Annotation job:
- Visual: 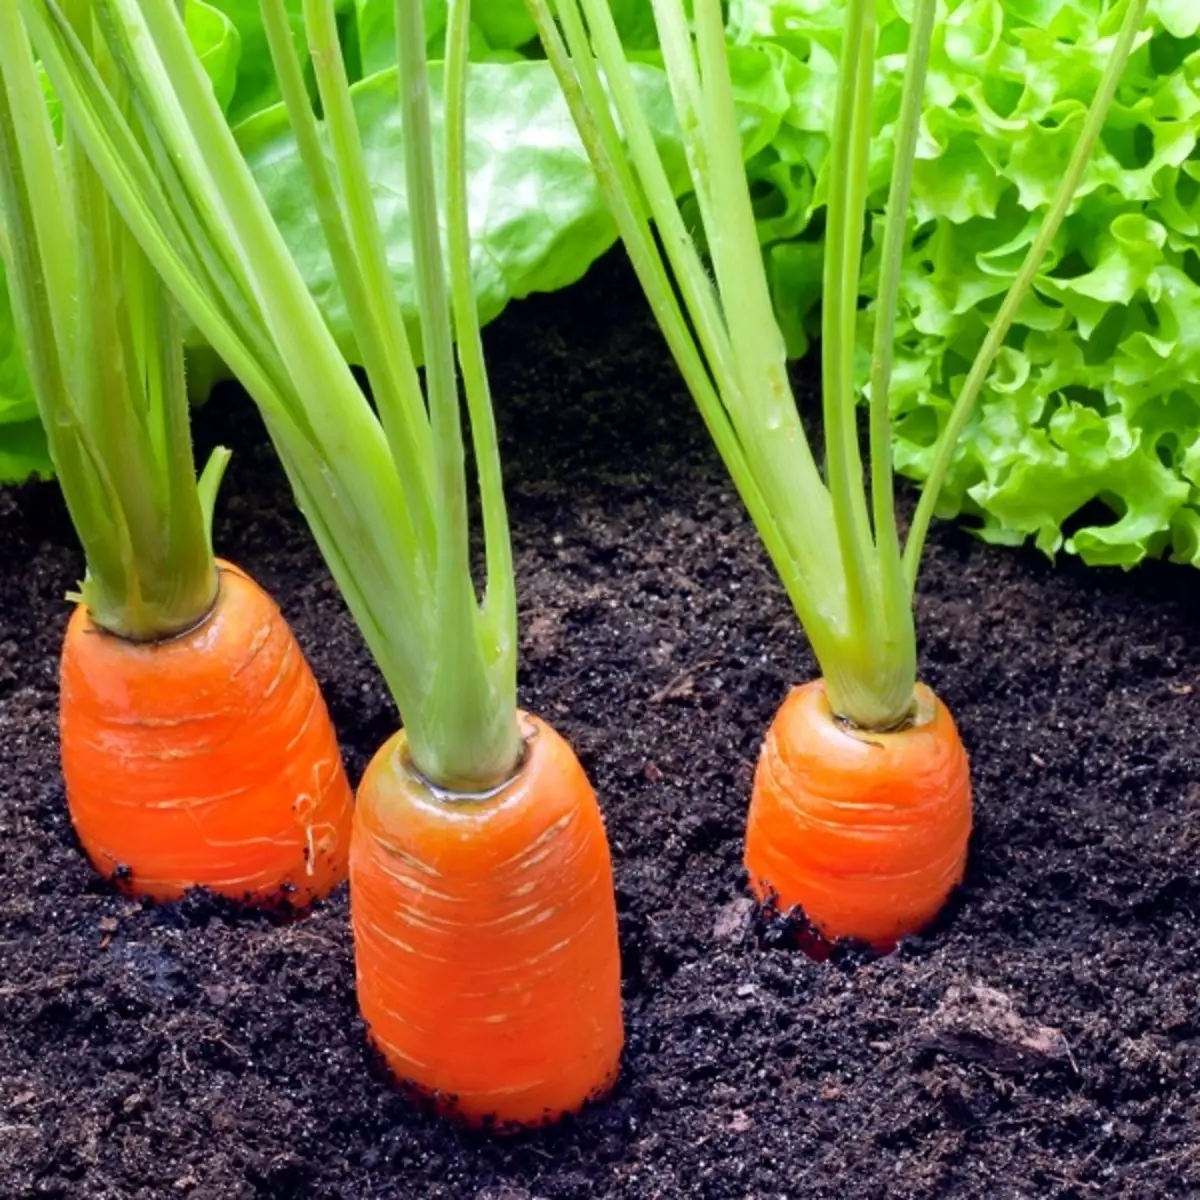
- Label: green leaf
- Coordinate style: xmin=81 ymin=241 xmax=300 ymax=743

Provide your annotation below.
xmin=0 ymin=235 xmax=45 ymax=481
xmin=205 ymin=0 xmax=307 ymax=122
xmin=356 ymin=0 xmax=533 ymax=76
xmin=7 ymin=43 xmax=794 ymax=473
xmin=605 ymin=0 xmax=664 ymax=51
xmin=186 ymin=0 xmax=241 ymax=113
xmin=1152 ymin=0 xmax=1200 ymax=38
xmin=224 ymin=58 xmax=695 ymax=365
xmin=752 ymin=0 xmax=1200 ymax=569
xmin=0 ymin=418 xmax=53 ymax=481
xmin=470 ymin=0 xmax=536 ymax=50
xmin=0 ymin=1 xmax=243 ymax=484
xmin=354 ymin=0 xmax=661 ymax=76
xmin=15 ymin=0 xmax=1198 ymax=571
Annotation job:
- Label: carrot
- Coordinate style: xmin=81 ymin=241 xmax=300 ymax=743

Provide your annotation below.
xmin=0 ymin=14 xmax=354 ymax=908
xmin=529 ymin=0 xmax=1145 ymax=947
xmin=59 ymin=561 xmax=353 ymax=904
xmin=352 ymin=713 xmax=622 ymax=1126
xmin=744 ymin=681 xmax=971 ymax=949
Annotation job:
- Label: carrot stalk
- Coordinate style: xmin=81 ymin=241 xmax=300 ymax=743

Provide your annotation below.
xmin=527 ymin=0 xmax=1149 ymax=946
xmin=0 ymin=4 xmax=352 ymax=904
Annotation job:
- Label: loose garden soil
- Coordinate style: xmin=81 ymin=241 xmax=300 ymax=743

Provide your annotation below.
xmin=1 ymin=257 xmax=1197 ymax=1200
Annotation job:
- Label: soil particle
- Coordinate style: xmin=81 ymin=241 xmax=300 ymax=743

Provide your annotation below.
xmin=917 ymin=984 xmax=1075 ymax=1072
xmin=1 ymin=256 xmax=1198 ymax=1198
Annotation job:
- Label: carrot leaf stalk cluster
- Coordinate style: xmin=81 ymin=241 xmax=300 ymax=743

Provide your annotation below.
xmin=0 ymin=0 xmax=228 ymax=642
xmin=524 ymin=0 xmax=1149 ymax=731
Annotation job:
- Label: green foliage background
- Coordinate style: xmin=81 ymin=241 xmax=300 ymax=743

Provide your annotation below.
xmin=2 ymin=0 xmax=1198 ymax=568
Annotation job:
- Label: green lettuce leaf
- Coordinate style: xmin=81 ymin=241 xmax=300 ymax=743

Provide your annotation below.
xmin=10 ymin=0 xmax=1197 ymax=572
xmin=175 ymin=47 xmax=780 ymax=371
xmin=354 ymin=0 xmax=662 ymax=77
xmin=203 ymin=0 xmax=307 ymax=122
xmin=186 ymin=0 xmax=242 ymax=114
xmin=739 ymin=0 xmax=1200 ymax=569
xmin=0 ymin=255 xmax=44 ymax=480
xmin=6 ymin=44 xmax=783 ymax=483
xmin=224 ymin=57 xmax=705 ymax=363
xmin=356 ymin=0 xmax=534 ymax=76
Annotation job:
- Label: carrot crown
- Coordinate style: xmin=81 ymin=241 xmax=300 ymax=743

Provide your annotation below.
xmin=525 ymin=0 xmax=1148 ymax=730
xmin=0 ymin=2 xmax=227 ymax=641
xmin=24 ymin=0 xmax=523 ymax=791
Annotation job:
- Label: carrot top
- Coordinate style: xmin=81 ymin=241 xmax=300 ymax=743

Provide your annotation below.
xmin=0 ymin=1 xmax=228 ymax=641
xmin=525 ymin=0 xmax=1149 ymax=730
xmin=26 ymin=0 xmax=522 ymax=790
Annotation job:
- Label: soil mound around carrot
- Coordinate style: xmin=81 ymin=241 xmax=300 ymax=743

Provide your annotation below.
xmin=1 ymin=258 xmax=1197 ymax=1199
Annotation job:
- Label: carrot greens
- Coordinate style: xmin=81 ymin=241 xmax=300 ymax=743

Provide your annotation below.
xmin=525 ymin=0 xmax=1150 ymax=730
xmin=0 ymin=0 xmax=228 ymax=641
xmin=24 ymin=0 xmax=522 ymax=790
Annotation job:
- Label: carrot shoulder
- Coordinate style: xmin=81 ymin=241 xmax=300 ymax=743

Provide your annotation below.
xmin=745 ymin=680 xmax=972 ymax=950
xmin=351 ymin=712 xmax=623 ymax=1128
xmin=59 ymin=561 xmax=353 ymax=905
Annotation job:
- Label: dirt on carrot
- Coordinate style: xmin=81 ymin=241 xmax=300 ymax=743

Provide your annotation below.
xmin=60 ymin=560 xmax=353 ymax=905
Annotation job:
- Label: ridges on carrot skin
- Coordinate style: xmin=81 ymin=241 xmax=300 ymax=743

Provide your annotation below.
xmin=351 ymin=714 xmax=624 ymax=1128
xmin=60 ymin=562 xmax=353 ymax=904
xmin=745 ymin=680 xmax=972 ymax=951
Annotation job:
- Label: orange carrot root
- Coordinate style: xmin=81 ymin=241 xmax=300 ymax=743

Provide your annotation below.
xmin=745 ymin=679 xmax=972 ymax=951
xmin=59 ymin=561 xmax=353 ymax=905
xmin=350 ymin=712 xmax=624 ymax=1128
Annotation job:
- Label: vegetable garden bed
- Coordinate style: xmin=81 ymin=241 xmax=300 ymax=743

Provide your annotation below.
xmin=1 ymin=258 xmax=1196 ymax=1199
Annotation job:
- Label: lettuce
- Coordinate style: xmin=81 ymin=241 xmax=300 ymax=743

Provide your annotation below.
xmin=0 ymin=256 xmax=48 ymax=481
xmin=355 ymin=0 xmax=535 ymax=76
xmin=352 ymin=0 xmax=659 ymax=74
xmin=232 ymin=59 xmax=685 ymax=356
xmin=733 ymin=0 xmax=1200 ymax=567
xmin=2 ymin=32 xmax=768 ymax=484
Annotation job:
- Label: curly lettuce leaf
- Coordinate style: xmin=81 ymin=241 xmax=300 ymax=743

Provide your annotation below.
xmin=737 ymin=0 xmax=1200 ymax=569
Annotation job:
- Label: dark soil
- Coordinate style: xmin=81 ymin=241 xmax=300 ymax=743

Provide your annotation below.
xmin=1 ymin=256 xmax=1198 ymax=1200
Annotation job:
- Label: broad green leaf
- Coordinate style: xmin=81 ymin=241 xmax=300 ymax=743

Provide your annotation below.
xmin=214 ymin=52 xmax=782 ymax=366
xmin=0 ymin=0 xmax=249 ymax=483
xmin=10 ymin=0 xmax=1200 ymax=569
xmin=1152 ymin=0 xmax=1200 ymax=38
xmin=0 ymin=419 xmax=53 ymax=482
xmin=606 ymin=0 xmax=665 ymax=51
xmin=3 ymin=45 xmax=795 ymax=483
xmin=356 ymin=0 xmax=532 ymax=76
xmin=0 ymin=251 xmax=43 ymax=482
